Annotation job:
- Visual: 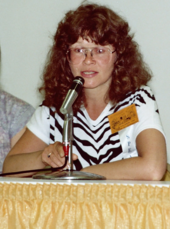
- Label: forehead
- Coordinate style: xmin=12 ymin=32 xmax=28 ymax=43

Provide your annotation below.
xmin=71 ymin=37 xmax=95 ymax=47
xmin=71 ymin=37 xmax=113 ymax=49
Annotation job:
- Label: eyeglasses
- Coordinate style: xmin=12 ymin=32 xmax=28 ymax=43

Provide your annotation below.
xmin=66 ymin=47 xmax=116 ymax=65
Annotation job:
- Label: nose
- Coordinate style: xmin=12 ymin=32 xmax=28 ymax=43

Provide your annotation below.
xmin=83 ymin=50 xmax=95 ymax=64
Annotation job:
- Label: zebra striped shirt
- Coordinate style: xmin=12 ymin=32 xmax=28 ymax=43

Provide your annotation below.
xmin=27 ymin=86 xmax=164 ymax=170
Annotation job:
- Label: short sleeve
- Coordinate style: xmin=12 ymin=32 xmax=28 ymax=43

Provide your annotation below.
xmin=26 ymin=105 xmax=51 ymax=145
xmin=133 ymin=86 xmax=165 ymax=139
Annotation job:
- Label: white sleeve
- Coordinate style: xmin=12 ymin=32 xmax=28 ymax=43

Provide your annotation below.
xmin=134 ymin=87 xmax=165 ymax=139
xmin=26 ymin=105 xmax=51 ymax=145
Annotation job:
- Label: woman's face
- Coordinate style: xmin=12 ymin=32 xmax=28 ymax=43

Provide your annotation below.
xmin=68 ymin=37 xmax=117 ymax=93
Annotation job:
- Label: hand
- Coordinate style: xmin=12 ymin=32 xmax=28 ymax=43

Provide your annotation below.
xmin=41 ymin=141 xmax=78 ymax=168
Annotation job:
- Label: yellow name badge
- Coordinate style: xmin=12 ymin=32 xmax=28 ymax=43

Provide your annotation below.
xmin=108 ymin=104 xmax=139 ymax=134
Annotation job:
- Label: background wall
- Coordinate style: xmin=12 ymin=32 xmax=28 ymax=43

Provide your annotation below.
xmin=0 ymin=0 xmax=170 ymax=162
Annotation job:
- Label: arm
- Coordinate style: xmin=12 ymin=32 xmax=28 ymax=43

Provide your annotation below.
xmin=10 ymin=126 xmax=26 ymax=148
xmin=3 ymin=128 xmax=78 ymax=176
xmin=3 ymin=129 xmax=48 ymax=175
xmin=81 ymin=128 xmax=167 ymax=180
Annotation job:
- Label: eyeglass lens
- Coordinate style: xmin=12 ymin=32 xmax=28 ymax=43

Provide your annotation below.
xmin=67 ymin=47 xmax=115 ymax=64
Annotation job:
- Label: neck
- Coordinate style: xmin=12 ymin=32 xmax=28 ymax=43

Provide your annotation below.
xmin=84 ymin=89 xmax=109 ymax=120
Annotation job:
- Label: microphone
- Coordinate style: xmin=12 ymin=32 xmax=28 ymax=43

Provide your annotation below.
xmin=60 ymin=76 xmax=84 ymax=114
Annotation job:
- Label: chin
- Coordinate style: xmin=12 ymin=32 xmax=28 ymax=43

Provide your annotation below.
xmin=84 ymin=84 xmax=99 ymax=89
xmin=83 ymin=80 xmax=97 ymax=88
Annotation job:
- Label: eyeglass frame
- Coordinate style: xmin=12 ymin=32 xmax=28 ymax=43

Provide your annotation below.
xmin=66 ymin=46 xmax=116 ymax=64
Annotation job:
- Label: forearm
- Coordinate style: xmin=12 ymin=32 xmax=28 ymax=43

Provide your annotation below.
xmin=81 ymin=156 xmax=166 ymax=181
xmin=2 ymin=151 xmax=46 ymax=176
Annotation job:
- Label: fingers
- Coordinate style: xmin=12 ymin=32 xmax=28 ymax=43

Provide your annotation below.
xmin=41 ymin=142 xmax=78 ymax=168
xmin=72 ymin=153 xmax=78 ymax=161
xmin=41 ymin=142 xmax=66 ymax=168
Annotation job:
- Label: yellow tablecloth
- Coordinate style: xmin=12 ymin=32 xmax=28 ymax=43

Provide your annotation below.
xmin=0 ymin=182 xmax=170 ymax=229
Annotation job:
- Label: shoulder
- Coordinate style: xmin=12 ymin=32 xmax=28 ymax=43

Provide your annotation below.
xmin=113 ymin=86 xmax=158 ymax=114
xmin=32 ymin=103 xmax=50 ymax=120
xmin=26 ymin=104 xmax=51 ymax=133
xmin=127 ymin=86 xmax=154 ymax=99
xmin=26 ymin=104 xmax=61 ymax=145
xmin=29 ymin=103 xmax=60 ymax=124
xmin=0 ymin=90 xmax=34 ymax=115
xmin=0 ymin=91 xmax=35 ymax=137
xmin=122 ymin=86 xmax=155 ymax=106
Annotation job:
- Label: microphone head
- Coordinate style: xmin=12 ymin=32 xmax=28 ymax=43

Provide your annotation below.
xmin=73 ymin=76 xmax=84 ymax=84
xmin=60 ymin=76 xmax=84 ymax=114
xmin=71 ymin=76 xmax=84 ymax=92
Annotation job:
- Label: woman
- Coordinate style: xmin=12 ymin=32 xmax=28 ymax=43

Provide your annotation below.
xmin=3 ymin=3 xmax=167 ymax=180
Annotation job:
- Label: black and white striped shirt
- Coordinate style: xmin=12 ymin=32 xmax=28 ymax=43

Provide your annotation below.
xmin=27 ymin=86 xmax=164 ymax=170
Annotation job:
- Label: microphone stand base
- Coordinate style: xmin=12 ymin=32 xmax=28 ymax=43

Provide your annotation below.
xmin=33 ymin=170 xmax=106 ymax=180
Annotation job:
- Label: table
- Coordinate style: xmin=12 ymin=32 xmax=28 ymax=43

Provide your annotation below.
xmin=0 ymin=177 xmax=170 ymax=229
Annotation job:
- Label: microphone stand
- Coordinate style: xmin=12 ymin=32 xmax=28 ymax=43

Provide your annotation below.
xmin=33 ymin=107 xmax=105 ymax=180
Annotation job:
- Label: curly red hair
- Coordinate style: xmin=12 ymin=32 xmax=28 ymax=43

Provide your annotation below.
xmin=40 ymin=3 xmax=152 ymax=113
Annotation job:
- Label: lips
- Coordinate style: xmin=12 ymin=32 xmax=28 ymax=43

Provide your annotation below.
xmin=81 ymin=71 xmax=98 ymax=77
xmin=83 ymin=71 xmax=96 ymax=74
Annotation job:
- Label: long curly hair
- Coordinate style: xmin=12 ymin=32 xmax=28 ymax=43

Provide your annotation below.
xmin=39 ymin=3 xmax=152 ymax=113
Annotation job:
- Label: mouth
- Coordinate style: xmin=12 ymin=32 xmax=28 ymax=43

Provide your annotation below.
xmin=81 ymin=71 xmax=98 ymax=77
